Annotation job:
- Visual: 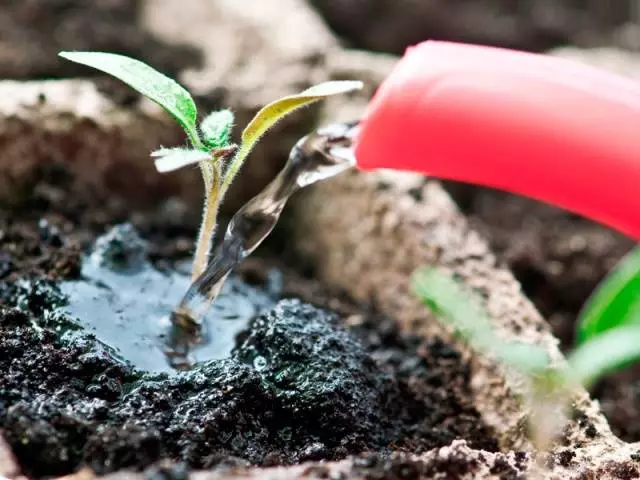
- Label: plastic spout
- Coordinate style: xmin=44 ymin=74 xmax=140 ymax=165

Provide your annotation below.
xmin=355 ymin=41 xmax=640 ymax=240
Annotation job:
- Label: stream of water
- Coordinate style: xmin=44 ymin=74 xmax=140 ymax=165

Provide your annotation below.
xmin=163 ymin=121 xmax=359 ymax=370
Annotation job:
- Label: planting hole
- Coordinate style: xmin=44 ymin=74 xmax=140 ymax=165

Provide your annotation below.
xmin=54 ymin=224 xmax=275 ymax=373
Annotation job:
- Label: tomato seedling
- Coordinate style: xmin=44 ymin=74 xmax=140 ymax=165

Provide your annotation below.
xmin=59 ymin=51 xmax=361 ymax=281
xmin=412 ymin=255 xmax=640 ymax=447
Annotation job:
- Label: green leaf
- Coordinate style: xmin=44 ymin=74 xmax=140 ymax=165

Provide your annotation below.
xmin=411 ymin=267 xmax=550 ymax=374
xmin=220 ymin=80 xmax=364 ymax=197
xmin=568 ymin=323 xmax=640 ymax=387
xmin=151 ymin=148 xmax=210 ymax=173
xmin=411 ymin=267 xmax=489 ymax=335
xmin=241 ymin=81 xmax=363 ymax=148
xmin=59 ymin=51 xmax=200 ymax=145
xmin=492 ymin=340 xmax=552 ymax=373
xmin=577 ymin=246 xmax=640 ymax=344
xmin=201 ymin=110 xmax=234 ymax=149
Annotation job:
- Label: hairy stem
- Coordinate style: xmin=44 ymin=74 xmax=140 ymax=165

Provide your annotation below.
xmin=191 ymin=145 xmax=238 ymax=281
xmin=186 ymin=129 xmax=214 ymax=190
xmin=192 ymin=164 xmax=221 ymax=281
xmin=220 ymin=142 xmax=250 ymax=198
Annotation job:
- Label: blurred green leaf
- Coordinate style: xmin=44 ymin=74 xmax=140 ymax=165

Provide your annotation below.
xmin=411 ymin=267 xmax=491 ymax=339
xmin=59 ymin=51 xmax=200 ymax=145
xmin=411 ymin=267 xmax=550 ymax=374
xmin=577 ymin=246 xmax=640 ymax=344
xmin=568 ymin=323 xmax=640 ymax=387
xmin=492 ymin=340 xmax=552 ymax=373
xmin=201 ymin=110 xmax=234 ymax=149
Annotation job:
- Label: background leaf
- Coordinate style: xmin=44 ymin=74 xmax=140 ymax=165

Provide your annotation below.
xmin=59 ymin=51 xmax=200 ymax=144
xmin=220 ymin=80 xmax=363 ymax=196
xmin=411 ymin=267 xmax=491 ymax=338
xmin=201 ymin=110 xmax=234 ymax=149
xmin=492 ymin=340 xmax=552 ymax=373
xmin=568 ymin=323 xmax=640 ymax=387
xmin=411 ymin=267 xmax=551 ymax=375
xmin=577 ymin=246 xmax=640 ymax=344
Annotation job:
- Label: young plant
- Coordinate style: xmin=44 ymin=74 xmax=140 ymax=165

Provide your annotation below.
xmin=411 ymin=268 xmax=560 ymax=449
xmin=410 ymin=268 xmax=551 ymax=375
xmin=59 ymin=51 xmax=362 ymax=281
xmin=413 ymin=246 xmax=640 ymax=386
xmin=412 ymin=258 xmax=640 ymax=446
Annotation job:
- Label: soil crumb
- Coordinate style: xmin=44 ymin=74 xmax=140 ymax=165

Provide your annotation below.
xmin=351 ymin=443 xmax=527 ymax=480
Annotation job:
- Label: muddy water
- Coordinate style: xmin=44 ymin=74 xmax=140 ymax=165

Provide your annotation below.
xmin=57 ymin=224 xmax=275 ymax=373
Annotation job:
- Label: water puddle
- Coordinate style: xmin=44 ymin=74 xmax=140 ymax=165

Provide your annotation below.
xmin=56 ymin=224 xmax=275 ymax=374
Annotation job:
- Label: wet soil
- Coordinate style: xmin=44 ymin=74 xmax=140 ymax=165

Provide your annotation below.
xmin=443 ymin=183 xmax=639 ymax=443
xmin=0 ymin=162 xmax=497 ymax=478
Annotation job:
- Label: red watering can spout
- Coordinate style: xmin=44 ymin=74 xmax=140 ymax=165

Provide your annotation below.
xmin=354 ymin=41 xmax=640 ymax=241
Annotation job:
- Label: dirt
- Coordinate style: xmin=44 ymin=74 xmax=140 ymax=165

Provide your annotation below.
xmin=350 ymin=450 xmax=525 ymax=480
xmin=442 ymin=183 xmax=639 ymax=444
xmin=310 ymin=0 xmax=635 ymax=55
xmin=0 ymin=161 xmax=497 ymax=478
xmin=0 ymin=0 xmax=201 ymax=79
xmin=0 ymin=0 xmax=201 ymax=107
xmin=596 ymin=461 xmax=640 ymax=480
xmin=301 ymin=0 xmax=640 ymax=447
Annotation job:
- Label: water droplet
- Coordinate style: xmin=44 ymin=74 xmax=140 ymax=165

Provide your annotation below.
xmin=278 ymin=427 xmax=292 ymax=441
xmin=253 ymin=355 xmax=268 ymax=371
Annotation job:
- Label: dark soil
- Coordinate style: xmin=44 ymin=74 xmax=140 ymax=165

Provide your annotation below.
xmin=442 ymin=183 xmax=639 ymax=443
xmin=310 ymin=0 xmax=635 ymax=55
xmin=0 ymin=0 xmax=201 ymax=103
xmin=0 ymin=162 xmax=497 ymax=478
xmin=0 ymin=159 xmax=202 ymax=283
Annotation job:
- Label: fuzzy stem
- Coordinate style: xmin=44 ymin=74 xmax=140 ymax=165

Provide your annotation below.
xmin=191 ymin=164 xmax=221 ymax=281
xmin=220 ymin=142 xmax=251 ymax=198
xmin=187 ymin=127 xmax=218 ymax=280
xmin=186 ymin=129 xmax=214 ymax=190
